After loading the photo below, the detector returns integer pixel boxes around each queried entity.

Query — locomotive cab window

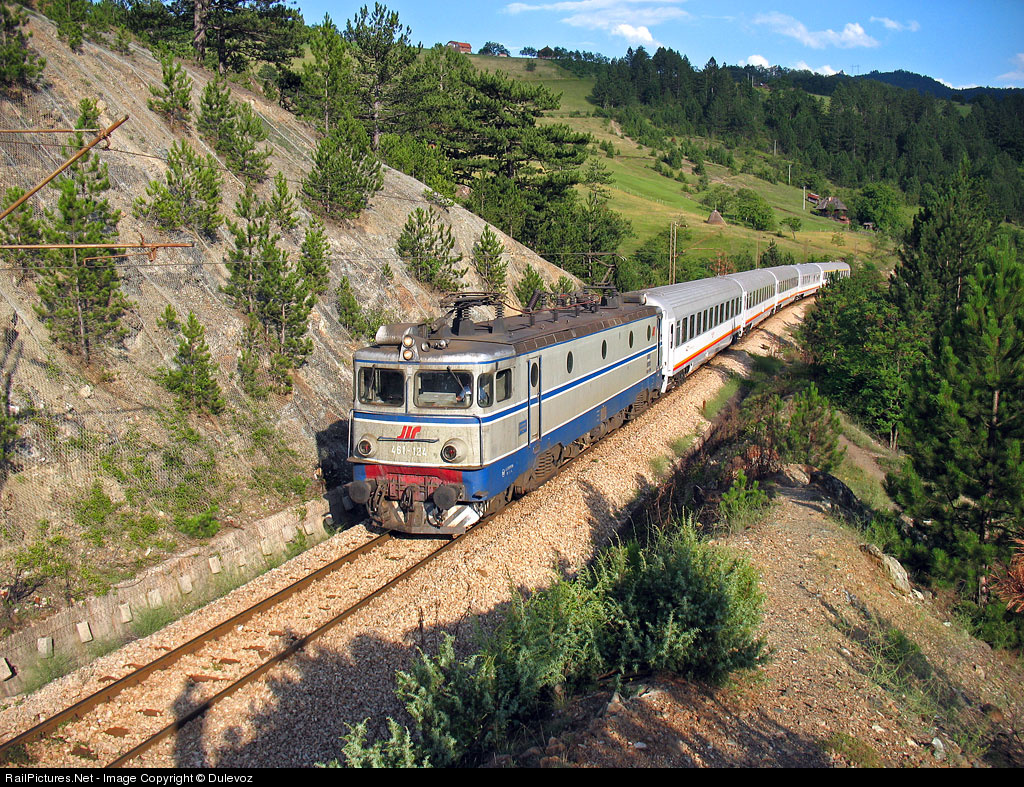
[358,367,404,407]
[415,369,473,409]
[478,374,494,407]
[496,369,512,403]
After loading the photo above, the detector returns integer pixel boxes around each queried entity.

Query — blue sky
[296,1,1024,89]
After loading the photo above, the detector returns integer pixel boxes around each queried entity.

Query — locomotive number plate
[389,444,430,457]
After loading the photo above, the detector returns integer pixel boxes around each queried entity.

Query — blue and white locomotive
[344,261,849,534]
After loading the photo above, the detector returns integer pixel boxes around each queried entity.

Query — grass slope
[467,55,890,267]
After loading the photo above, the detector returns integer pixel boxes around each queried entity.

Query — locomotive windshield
[415,369,473,409]
[358,367,404,407]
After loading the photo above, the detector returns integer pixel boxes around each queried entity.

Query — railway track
[0,527,475,767]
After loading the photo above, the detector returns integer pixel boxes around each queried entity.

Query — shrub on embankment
[331,519,766,768]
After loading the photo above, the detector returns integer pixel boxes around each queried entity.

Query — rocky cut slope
[0,13,573,613]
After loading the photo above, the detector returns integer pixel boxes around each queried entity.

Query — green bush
[718,469,769,532]
[593,524,766,680]
[337,518,765,767]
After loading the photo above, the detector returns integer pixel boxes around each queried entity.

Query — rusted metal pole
[0,115,129,225]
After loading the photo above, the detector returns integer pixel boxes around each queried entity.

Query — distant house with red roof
[447,41,471,54]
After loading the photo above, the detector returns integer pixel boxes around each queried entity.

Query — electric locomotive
[344,290,661,534]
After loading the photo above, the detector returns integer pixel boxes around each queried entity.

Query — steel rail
[0,532,392,758]
[107,528,472,767]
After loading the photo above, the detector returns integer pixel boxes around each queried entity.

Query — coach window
[629,331,634,348]
[478,373,494,407]
[567,352,574,374]
[530,363,539,388]
[677,321,682,345]
[358,367,404,407]
[647,325,652,341]
[689,314,694,338]
[601,339,607,359]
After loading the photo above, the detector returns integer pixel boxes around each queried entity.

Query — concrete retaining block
[76,622,93,643]
[0,498,331,697]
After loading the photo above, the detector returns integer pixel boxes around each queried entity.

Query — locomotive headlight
[440,438,467,464]
[356,436,376,457]
[402,349,414,360]
[402,335,415,348]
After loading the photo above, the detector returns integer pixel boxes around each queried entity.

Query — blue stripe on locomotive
[353,370,661,502]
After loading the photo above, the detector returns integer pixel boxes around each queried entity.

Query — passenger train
[344,261,850,534]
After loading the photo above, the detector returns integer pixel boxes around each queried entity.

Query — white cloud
[794,61,840,76]
[870,16,921,33]
[612,23,657,46]
[755,12,879,49]
[741,54,771,68]
[997,52,1024,84]
[936,76,981,90]
[505,1,690,42]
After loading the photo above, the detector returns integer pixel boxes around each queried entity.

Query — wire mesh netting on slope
[0,100,339,617]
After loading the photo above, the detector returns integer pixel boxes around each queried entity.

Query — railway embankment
[3,302,1022,767]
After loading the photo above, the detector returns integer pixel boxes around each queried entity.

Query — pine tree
[268,171,298,232]
[298,218,330,296]
[1,187,42,280]
[236,317,268,400]
[471,225,507,293]
[256,240,314,369]
[514,264,546,308]
[268,351,293,394]
[396,207,464,291]
[336,274,367,338]
[35,99,130,364]
[197,74,233,146]
[891,159,993,331]
[298,13,355,134]
[222,186,270,316]
[1,0,45,90]
[40,0,88,51]
[551,276,575,295]
[133,140,223,235]
[157,303,179,331]
[782,383,844,472]
[888,244,1024,595]
[112,26,132,56]
[161,311,225,414]
[302,112,383,219]
[148,54,193,128]
[224,100,271,182]
[343,3,418,151]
